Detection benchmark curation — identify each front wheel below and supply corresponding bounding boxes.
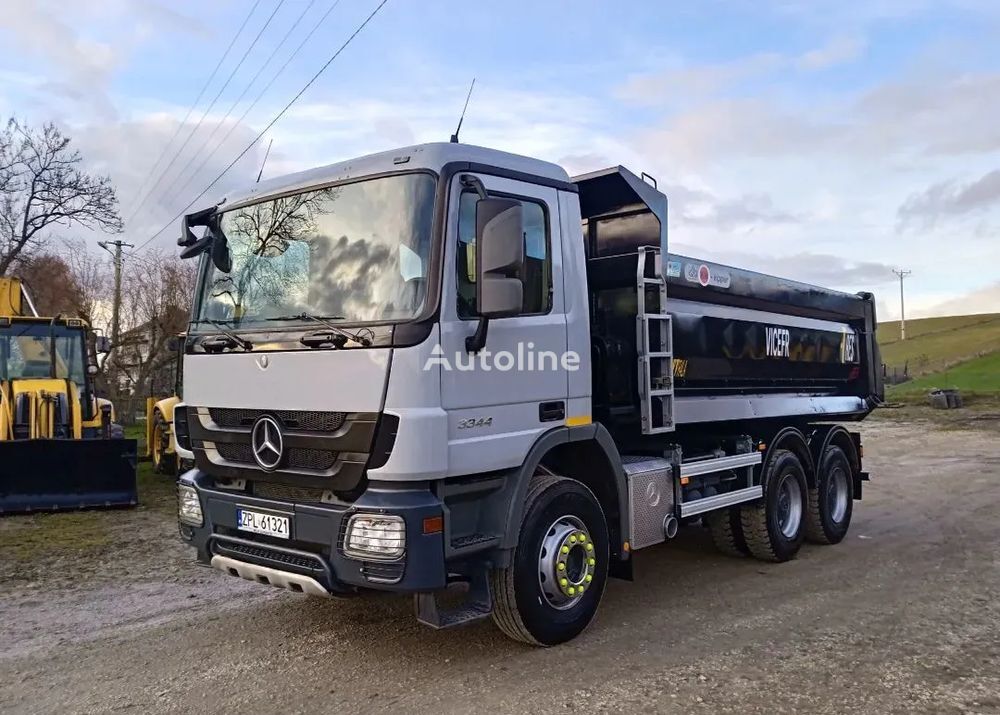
[491,473,609,646]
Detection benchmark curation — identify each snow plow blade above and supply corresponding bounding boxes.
[0,439,139,514]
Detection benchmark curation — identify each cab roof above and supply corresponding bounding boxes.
[218,142,572,211]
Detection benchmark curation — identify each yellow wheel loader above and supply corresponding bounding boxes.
[144,335,184,475]
[0,278,138,514]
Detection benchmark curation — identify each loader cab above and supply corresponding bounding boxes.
[0,317,98,439]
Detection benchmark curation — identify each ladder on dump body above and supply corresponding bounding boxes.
[636,246,675,434]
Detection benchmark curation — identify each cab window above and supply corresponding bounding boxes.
[456,191,551,318]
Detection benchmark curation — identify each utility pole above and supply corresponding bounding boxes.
[98,240,135,348]
[892,268,912,340]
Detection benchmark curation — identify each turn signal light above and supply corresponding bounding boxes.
[422,515,443,535]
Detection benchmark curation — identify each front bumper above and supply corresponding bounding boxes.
[177,469,447,594]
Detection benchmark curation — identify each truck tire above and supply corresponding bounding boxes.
[152,410,176,475]
[491,472,609,646]
[805,445,853,545]
[706,507,749,557]
[740,449,807,562]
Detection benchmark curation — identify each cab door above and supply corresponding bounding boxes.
[438,172,568,476]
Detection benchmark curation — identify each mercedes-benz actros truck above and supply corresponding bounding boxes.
[173,142,882,646]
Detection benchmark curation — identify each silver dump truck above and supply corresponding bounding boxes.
[173,142,882,645]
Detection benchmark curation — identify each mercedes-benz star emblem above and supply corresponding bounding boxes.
[256,354,269,370]
[251,415,284,471]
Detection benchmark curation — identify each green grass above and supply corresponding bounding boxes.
[879,313,1000,378]
[0,427,175,572]
[887,352,1000,399]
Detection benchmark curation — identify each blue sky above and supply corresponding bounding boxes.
[2,0,999,318]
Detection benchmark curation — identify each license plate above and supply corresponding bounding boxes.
[236,509,290,539]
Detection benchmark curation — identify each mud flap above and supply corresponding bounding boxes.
[0,439,138,514]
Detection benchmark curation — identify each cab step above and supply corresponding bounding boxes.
[414,568,492,629]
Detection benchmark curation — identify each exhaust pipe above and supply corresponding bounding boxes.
[663,514,679,540]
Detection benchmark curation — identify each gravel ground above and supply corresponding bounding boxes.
[1,418,999,714]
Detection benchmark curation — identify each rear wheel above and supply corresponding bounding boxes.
[805,445,854,544]
[706,507,749,557]
[741,449,807,562]
[151,410,176,475]
[491,473,609,646]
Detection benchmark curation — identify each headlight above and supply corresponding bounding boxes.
[344,514,405,560]
[177,484,203,526]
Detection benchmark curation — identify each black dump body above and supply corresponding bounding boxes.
[574,167,883,436]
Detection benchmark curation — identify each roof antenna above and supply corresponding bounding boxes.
[256,137,274,183]
[450,78,476,143]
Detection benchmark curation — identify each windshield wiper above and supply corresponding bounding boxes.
[265,313,373,348]
[189,319,253,352]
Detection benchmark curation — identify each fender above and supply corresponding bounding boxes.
[807,424,863,498]
[500,422,630,561]
[759,426,815,489]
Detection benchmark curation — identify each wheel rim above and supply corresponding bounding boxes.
[827,466,849,523]
[538,515,595,610]
[775,473,803,538]
[152,424,163,465]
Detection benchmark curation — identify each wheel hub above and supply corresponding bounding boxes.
[538,516,595,610]
[776,473,803,538]
[828,466,849,523]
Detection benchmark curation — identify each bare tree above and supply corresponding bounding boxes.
[0,118,123,276]
[108,250,196,421]
[12,252,89,318]
[60,238,110,327]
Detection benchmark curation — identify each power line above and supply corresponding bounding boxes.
[158,0,342,217]
[125,0,287,229]
[134,0,387,253]
[121,0,263,222]
[155,0,316,211]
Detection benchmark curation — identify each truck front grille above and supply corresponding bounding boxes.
[216,442,338,472]
[252,481,329,504]
[208,408,346,433]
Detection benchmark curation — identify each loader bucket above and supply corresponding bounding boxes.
[0,438,138,515]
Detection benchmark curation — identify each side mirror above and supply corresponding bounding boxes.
[211,234,232,273]
[475,198,524,318]
[95,335,112,354]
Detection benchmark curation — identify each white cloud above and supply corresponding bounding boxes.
[898,169,1000,228]
[918,281,1000,318]
[796,35,867,70]
[617,35,866,105]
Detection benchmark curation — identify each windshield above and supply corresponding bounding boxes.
[194,172,436,329]
[0,323,87,387]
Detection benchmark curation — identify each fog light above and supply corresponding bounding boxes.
[177,484,203,526]
[344,514,405,560]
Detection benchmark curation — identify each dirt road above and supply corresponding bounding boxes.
[2,419,1000,714]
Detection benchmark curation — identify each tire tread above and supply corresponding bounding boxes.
[707,508,748,557]
[490,472,566,646]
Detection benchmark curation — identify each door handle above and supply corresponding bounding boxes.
[538,401,565,422]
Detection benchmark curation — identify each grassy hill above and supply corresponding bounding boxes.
[887,352,1000,398]
[878,312,1000,378]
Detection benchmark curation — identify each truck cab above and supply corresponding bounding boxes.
[175,143,878,645]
